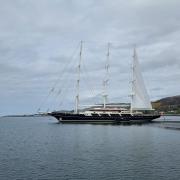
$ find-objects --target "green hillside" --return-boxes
[152,95,180,114]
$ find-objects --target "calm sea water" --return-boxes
[0,116,180,180]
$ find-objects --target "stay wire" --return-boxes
[37,42,81,112]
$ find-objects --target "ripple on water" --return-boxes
[0,116,180,180]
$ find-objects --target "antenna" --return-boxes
[75,41,83,114]
[102,42,110,108]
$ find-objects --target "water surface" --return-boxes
[0,116,180,180]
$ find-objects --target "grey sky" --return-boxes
[0,0,180,115]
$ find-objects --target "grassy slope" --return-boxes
[152,95,180,114]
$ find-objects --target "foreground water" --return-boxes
[0,116,180,180]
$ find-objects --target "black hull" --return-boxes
[49,112,161,124]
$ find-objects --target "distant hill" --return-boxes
[152,95,180,114]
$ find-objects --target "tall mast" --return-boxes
[75,41,83,114]
[130,46,136,113]
[103,42,110,108]
[130,46,152,113]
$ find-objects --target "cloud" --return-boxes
[0,0,180,114]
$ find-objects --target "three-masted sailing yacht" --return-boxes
[49,42,160,123]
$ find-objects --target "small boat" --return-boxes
[49,42,160,123]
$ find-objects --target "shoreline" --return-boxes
[1,114,180,118]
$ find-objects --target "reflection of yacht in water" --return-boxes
[48,42,160,123]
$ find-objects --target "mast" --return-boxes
[103,42,110,108]
[130,46,152,113]
[75,41,83,114]
[130,46,136,114]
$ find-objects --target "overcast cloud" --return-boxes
[0,0,180,115]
